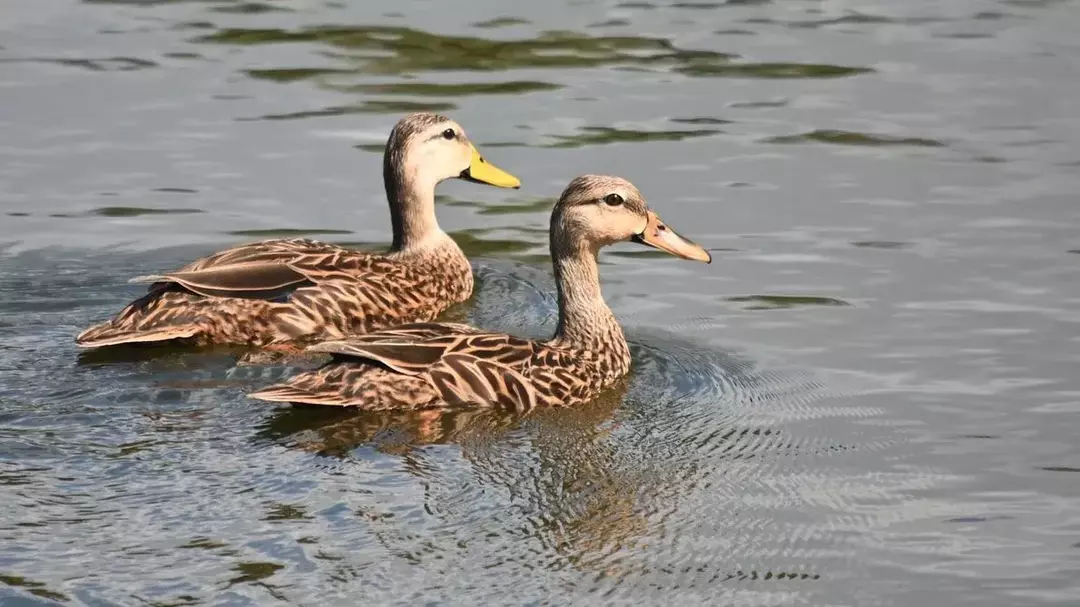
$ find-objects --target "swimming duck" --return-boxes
[75,113,520,349]
[248,174,711,410]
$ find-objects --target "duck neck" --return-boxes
[384,152,444,253]
[549,243,630,371]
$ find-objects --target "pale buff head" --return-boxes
[550,174,712,263]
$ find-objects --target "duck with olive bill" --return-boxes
[249,174,711,411]
[75,113,520,350]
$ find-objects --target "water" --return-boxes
[3,0,1080,604]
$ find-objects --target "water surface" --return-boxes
[3,0,1080,604]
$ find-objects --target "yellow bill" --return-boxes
[460,144,521,189]
[631,211,712,263]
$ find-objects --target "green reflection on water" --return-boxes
[328,80,563,96]
[196,26,735,74]
[0,574,69,603]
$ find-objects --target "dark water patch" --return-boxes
[672,2,723,8]
[163,51,203,60]
[544,126,720,148]
[212,1,292,13]
[226,561,284,587]
[670,116,731,125]
[179,538,229,550]
[450,229,540,257]
[730,98,788,108]
[478,141,529,148]
[607,249,679,260]
[195,26,735,74]
[265,503,313,521]
[472,17,530,29]
[244,100,457,121]
[6,213,30,218]
[851,240,912,249]
[677,62,872,78]
[3,56,158,71]
[935,31,995,39]
[153,187,198,194]
[726,295,852,310]
[353,143,385,153]
[946,515,1012,523]
[1068,249,1080,255]
[753,13,947,29]
[1004,0,1070,7]
[0,574,69,603]
[225,228,353,237]
[616,2,657,8]
[448,196,553,216]
[765,129,945,147]
[715,28,757,35]
[974,11,1020,20]
[92,206,204,217]
[1040,466,1080,473]
[244,67,355,82]
[330,80,563,96]
[590,19,631,28]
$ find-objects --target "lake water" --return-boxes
[2,0,1080,604]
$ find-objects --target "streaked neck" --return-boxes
[549,243,628,368]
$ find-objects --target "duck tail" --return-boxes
[75,322,201,348]
[247,382,349,406]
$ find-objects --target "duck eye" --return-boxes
[441,128,456,140]
[603,193,624,206]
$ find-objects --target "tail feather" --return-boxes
[75,322,201,348]
[248,384,351,406]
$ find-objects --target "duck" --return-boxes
[75,112,521,350]
[248,174,711,411]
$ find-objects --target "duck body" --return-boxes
[249,317,631,412]
[75,112,520,349]
[250,175,711,410]
[76,236,472,348]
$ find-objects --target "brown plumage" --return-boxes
[75,112,521,349]
[249,175,712,411]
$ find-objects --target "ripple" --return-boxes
[225,228,352,237]
[212,1,291,13]
[851,240,912,250]
[1,56,157,72]
[194,26,735,74]
[677,62,872,79]
[765,129,945,147]
[243,100,458,121]
[471,17,530,29]
[445,195,554,216]
[725,295,852,310]
[244,69,563,97]
[92,206,204,217]
[543,126,720,148]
